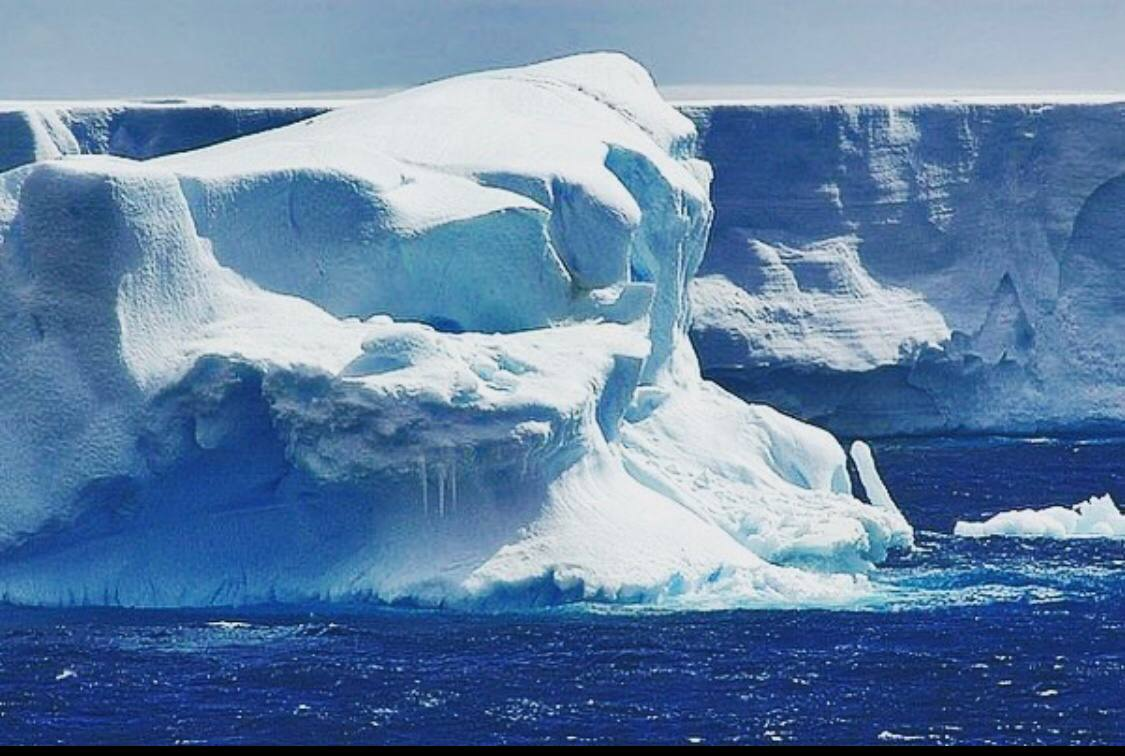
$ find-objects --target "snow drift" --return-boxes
[954,494,1123,539]
[0,55,911,609]
[682,100,1125,436]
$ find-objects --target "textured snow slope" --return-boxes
[683,101,1125,435]
[0,55,909,608]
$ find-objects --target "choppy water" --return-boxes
[0,437,1122,745]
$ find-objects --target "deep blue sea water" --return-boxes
[1,437,1122,745]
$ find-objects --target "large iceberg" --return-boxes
[0,55,910,608]
[681,100,1125,436]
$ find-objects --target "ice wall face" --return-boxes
[0,55,910,608]
[682,101,1125,436]
[0,110,79,172]
[0,101,328,172]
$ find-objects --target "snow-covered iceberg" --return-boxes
[681,100,1125,436]
[0,55,910,608]
[954,494,1123,539]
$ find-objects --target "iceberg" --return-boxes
[954,494,1124,539]
[0,54,911,608]
[681,100,1125,436]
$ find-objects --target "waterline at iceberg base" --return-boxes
[4,435,1122,745]
[0,55,912,609]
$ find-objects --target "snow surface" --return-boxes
[954,494,1124,539]
[0,54,911,609]
[683,101,1125,436]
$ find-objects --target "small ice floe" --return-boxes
[954,494,1124,539]
[877,730,925,742]
[206,620,252,630]
[54,668,77,681]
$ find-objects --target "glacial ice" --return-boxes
[1,100,328,170]
[8,95,1123,440]
[0,54,912,609]
[0,109,78,172]
[690,234,949,373]
[681,100,1125,436]
[954,494,1124,539]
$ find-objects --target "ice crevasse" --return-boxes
[0,54,912,608]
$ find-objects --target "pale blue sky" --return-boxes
[2,0,1124,99]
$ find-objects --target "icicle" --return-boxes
[450,456,457,515]
[437,463,446,518]
[420,453,428,516]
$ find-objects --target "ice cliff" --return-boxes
[1,100,328,172]
[0,55,910,608]
[682,100,1125,436]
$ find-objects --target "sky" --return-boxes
[2,0,1125,100]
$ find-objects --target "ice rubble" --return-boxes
[681,101,1125,436]
[0,54,911,608]
[954,494,1124,539]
